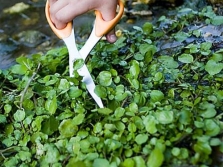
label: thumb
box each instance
[98,0,118,43]
[105,29,117,43]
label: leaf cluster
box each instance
[0,5,223,167]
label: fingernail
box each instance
[109,34,117,43]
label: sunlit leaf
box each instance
[45,95,57,115]
[73,113,85,125]
[178,54,194,63]
[73,59,84,71]
[147,147,164,167]
[150,90,164,102]
[11,64,28,75]
[59,119,78,138]
[142,22,153,34]
[155,110,174,124]
[143,115,157,134]
[205,60,223,75]
[133,156,146,167]
[13,109,25,122]
[120,158,135,167]
[129,60,140,78]
[98,71,112,86]
[93,158,109,167]
[135,134,148,145]
[98,108,113,115]
[68,86,83,98]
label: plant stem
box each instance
[19,63,40,109]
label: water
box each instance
[0,0,101,69]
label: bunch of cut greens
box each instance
[0,5,223,167]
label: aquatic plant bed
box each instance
[0,5,223,167]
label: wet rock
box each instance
[135,0,183,6]
[0,40,19,69]
[207,0,223,4]
[3,2,30,14]
[13,30,49,47]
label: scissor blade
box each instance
[78,65,104,108]
[64,31,82,77]
[63,34,104,108]
[79,24,101,60]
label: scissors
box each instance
[45,0,124,108]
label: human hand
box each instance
[48,0,118,43]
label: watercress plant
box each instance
[0,5,223,167]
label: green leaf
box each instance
[201,42,212,51]
[45,95,57,115]
[68,86,83,98]
[67,159,86,167]
[11,64,28,75]
[210,138,222,146]
[171,147,181,156]
[128,123,137,133]
[0,114,7,123]
[211,15,223,25]
[150,90,164,102]
[135,134,148,145]
[3,157,18,167]
[98,108,113,115]
[139,44,156,55]
[178,54,194,63]
[114,107,125,118]
[98,71,112,86]
[17,151,32,162]
[142,22,153,34]
[105,139,122,151]
[43,144,60,163]
[174,31,190,42]
[80,139,91,152]
[13,109,25,122]
[4,104,12,114]
[147,148,164,167]
[129,60,140,78]
[134,53,144,61]
[41,116,59,135]
[205,60,223,75]
[199,102,217,118]
[143,115,157,134]
[193,141,212,155]
[94,85,107,98]
[59,119,78,138]
[158,56,179,69]
[73,114,85,125]
[93,158,109,167]
[155,110,174,124]
[93,122,102,133]
[120,158,135,167]
[23,99,34,111]
[133,156,146,167]
[73,59,84,71]
[130,79,139,89]
[204,119,221,136]
[58,79,70,90]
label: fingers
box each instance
[98,0,118,43]
[48,0,119,43]
[48,0,68,29]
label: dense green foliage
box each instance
[0,5,223,167]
